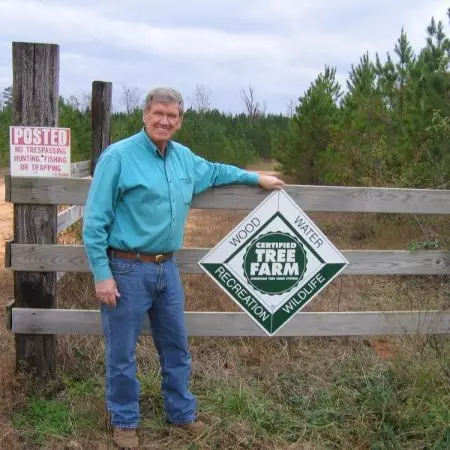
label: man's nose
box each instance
[160,115,169,125]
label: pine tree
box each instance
[0,86,12,110]
[276,66,342,184]
[332,53,392,186]
[394,28,415,130]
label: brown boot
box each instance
[112,427,139,449]
[172,420,207,436]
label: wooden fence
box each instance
[4,41,450,381]
[6,176,450,336]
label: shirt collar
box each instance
[140,128,174,158]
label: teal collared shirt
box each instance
[82,129,260,282]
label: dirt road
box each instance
[0,170,12,259]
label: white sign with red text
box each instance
[10,126,71,177]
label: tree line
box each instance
[0,10,449,190]
[274,11,450,189]
[0,83,287,170]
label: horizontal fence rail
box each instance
[6,177,450,214]
[57,205,85,233]
[11,309,450,336]
[56,161,90,278]
[70,160,91,178]
[6,244,450,275]
[6,169,450,339]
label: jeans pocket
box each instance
[110,258,136,275]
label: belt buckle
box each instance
[155,254,164,263]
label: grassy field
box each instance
[1,168,450,448]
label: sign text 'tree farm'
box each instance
[199,189,348,336]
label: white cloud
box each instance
[0,0,448,113]
[10,4,286,63]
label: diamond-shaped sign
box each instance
[198,189,349,336]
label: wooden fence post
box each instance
[12,42,59,380]
[91,81,112,175]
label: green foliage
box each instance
[175,108,287,167]
[210,383,304,441]
[408,238,441,251]
[1,9,449,186]
[176,109,258,167]
[137,369,165,418]
[276,11,450,189]
[275,66,342,183]
[59,97,91,162]
[0,105,12,166]
[65,377,102,397]
[12,335,450,448]
[13,397,73,444]
[400,110,450,188]
[111,109,143,144]
[0,98,285,168]
[267,349,450,448]
[422,17,450,72]
[1,86,12,109]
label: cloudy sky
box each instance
[0,0,448,114]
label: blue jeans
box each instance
[100,256,197,428]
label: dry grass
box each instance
[0,169,22,448]
[54,210,450,315]
[2,166,450,448]
[183,209,450,313]
[0,272,31,449]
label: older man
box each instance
[82,87,284,448]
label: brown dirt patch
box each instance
[369,338,396,359]
[0,169,13,260]
[0,169,19,448]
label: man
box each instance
[82,87,284,448]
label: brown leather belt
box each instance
[108,248,172,263]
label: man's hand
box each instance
[258,174,285,190]
[95,278,120,307]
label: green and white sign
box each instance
[198,189,348,336]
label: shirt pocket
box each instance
[180,177,193,205]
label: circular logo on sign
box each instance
[243,232,307,295]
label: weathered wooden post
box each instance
[91,81,112,175]
[12,42,59,380]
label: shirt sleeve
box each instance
[190,152,260,195]
[82,154,121,282]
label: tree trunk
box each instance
[91,81,112,175]
[13,42,59,381]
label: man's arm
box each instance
[82,154,121,305]
[190,152,284,194]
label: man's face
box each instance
[143,102,182,148]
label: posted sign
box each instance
[10,126,71,177]
[199,190,348,336]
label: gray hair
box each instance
[143,87,184,116]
